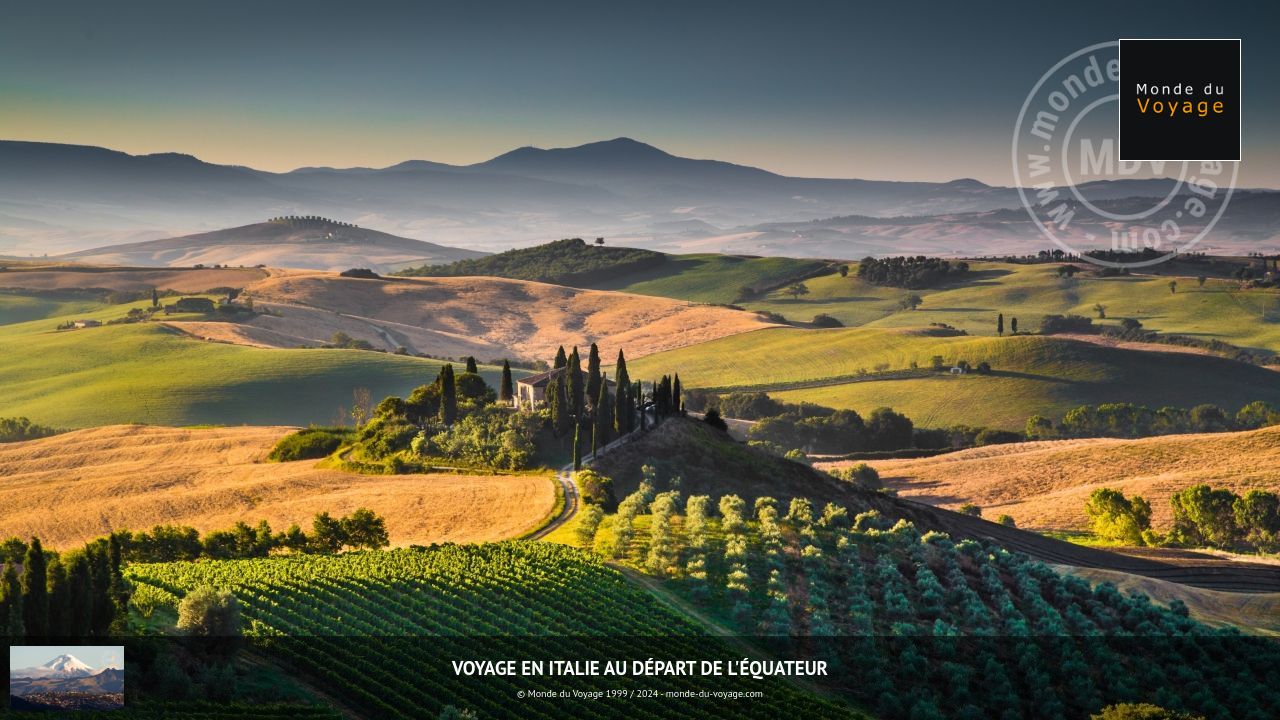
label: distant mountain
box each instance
[1,137,1272,258]
[10,667,125,696]
[10,653,95,680]
[61,217,487,272]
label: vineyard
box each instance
[583,480,1280,720]
[125,543,863,719]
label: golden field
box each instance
[0,425,556,548]
[818,425,1280,531]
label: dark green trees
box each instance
[21,537,48,637]
[614,350,632,434]
[586,344,602,410]
[593,374,612,453]
[1,565,22,635]
[997,313,1004,336]
[465,356,479,374]
[500,360,513,403]
[566,347,585,418]
[553,346,567,369]
[438,364,457,425]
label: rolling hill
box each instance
[177,270,778,363]
[819,425,1280,532]
[60,218,485,272]
[0,425,555,548]
[629,327,1280,429]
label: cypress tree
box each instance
[997,313,1004,336]
[499,360,514,403]
[151,287,159,308]
[46,557,69,636]
[586,343,602,409]
[553,346,567,369]
[88,544,113,637]
[673,374,682,415]
[1011,318,1018,334]
[21,537,48,638]
[638,382,648,431]
[465,356,479,374]
[567,347,585,419]
[438,364,457,425]
[548,374,571,436]
[594,372,612,453]
[1,565,22,637]
[572,421,582,471]
[614,350,631,435]
[67,552,92,638]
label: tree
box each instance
[438,364,457,425]
[593,373,613,453]
[957,504,982,517]
[454,371,492,403]
[1093,303,1106,319]
[572,421,582,471]
[566,347,585,418]
[22,537,48,637]
[575,470,614,507]
[1188,403,1227,432]
[1025,414,1055,439]
[997,313,1004,335]
[177,586,241,636]
[586,343,602,410]
[1233,489,1280,546]
[1011,317,1018,333]
[900,294,923,310]
[65,552,92,637]
[1170,484,1238,547]
[46,557,69,635]
[997,514,1017,527]
[1234,400,1278,430]
[151,288,159,308]
[553,346,567,369]
[310,512,348,553]
[866,407,913,450]
[672,373,682,414]
[341,508,389,550]
[838,265,849,277]
[1,565,22,636]
[784,282,810,300]
[465,356,478,374]
[1196,276,1207,287]
[1085,488,1151,544]
[703,408,728,431]
[499,360,513,404]
[1168,280,1177,294]
[613,350,631,435]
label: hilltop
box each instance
[822,424,1280,532]
[59,217,486,272]
[0,425,554,548]
[176,270,778,362]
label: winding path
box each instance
[525,465,578,540]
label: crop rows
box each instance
[126,543,863,719]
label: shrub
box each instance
[267,427,353,461]
[957,504,982,517]
[1039,314,1093,334]
[702,408,729,432]
[996,514,1017,527]
[974,428,1022,446]
[177,586,241,636]
[811,313,844,328]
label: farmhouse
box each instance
[72,319,101,329]
[514,367,615,410]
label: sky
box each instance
[2,0,1278,186]
[10,645,123,671]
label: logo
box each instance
[1012,41,1238,268]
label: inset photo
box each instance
[8,646,124,712]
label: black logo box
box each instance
[1119,38,1241,162]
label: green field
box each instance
[631,327,1280,429]
[0,306,506,428]
[741,262,1280,352]
[586,253,830,304]
[0,293,107,324]
[126,543,860,720]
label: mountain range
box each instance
[2,138,1277,260]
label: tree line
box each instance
[117,509,390,563]
[0,535,126,638]
[1027,400,1280,440]
[1086,485,1280,551]
[856,256,970,289]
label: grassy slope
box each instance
[631,328,1280,429]
[585,253,829,304]
[0,305,500,427]
[745,262,1280,352]
[0,294,106,324]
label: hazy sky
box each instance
[10,645,123,671]
[2,0,1277,185]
